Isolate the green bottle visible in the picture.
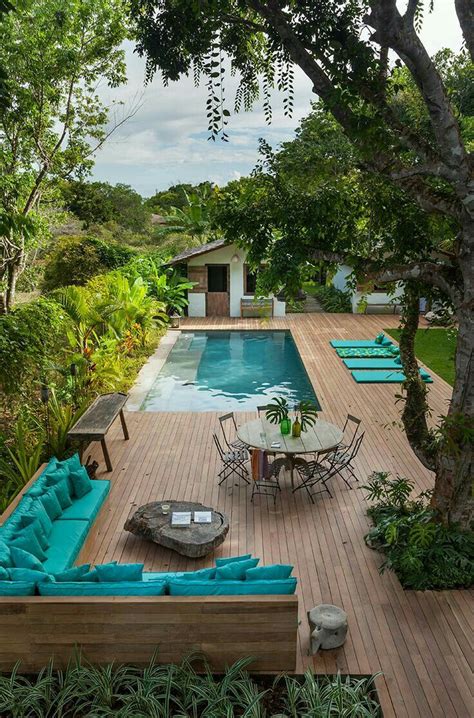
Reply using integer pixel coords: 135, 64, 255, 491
280, 417, 292, 435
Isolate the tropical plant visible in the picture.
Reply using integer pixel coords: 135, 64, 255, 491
313, 284, 352, 313
265, 397, 290, 424
0, 418, 44, 500
157, 187, 215, 243
55, 285, 117, 358
294, 401, 318, 432
151, 270, 195, 315
46, 389, 89, 459
363, 472, 474, 590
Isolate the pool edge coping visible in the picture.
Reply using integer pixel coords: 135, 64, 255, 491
126, 329, 181, 411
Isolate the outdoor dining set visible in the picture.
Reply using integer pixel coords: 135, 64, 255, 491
213, 410, 364, 504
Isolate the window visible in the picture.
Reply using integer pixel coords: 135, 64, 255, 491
244, 264, 260, 295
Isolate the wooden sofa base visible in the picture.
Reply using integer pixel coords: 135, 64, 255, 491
0, 594, 298, 673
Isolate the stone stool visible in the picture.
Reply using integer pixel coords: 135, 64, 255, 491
308, 604, 348, 655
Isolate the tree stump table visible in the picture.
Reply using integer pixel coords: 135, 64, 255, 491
308, 604, 348, 655
124, 500, 229, 558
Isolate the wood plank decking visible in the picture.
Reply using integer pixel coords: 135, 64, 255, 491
81, 313, 473, 718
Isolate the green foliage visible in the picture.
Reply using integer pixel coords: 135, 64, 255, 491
312, 284, 352, 312
42, 235, 135, 291
145, 181, 214, 213
386, 327, 457, 386
364, 472, 474, 590
0, 418, 44, 503
47, 389, 89, 460
157, 185, 217, 243
265, 396, 290, 423
295, 401, 318, 431
62, 181, 152, 233
0, 297, 66, 395
0, 654, 381, 717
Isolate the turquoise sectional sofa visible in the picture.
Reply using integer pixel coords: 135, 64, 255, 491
0, 456, 297, 598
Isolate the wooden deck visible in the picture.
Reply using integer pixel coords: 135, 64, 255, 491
81, 313, 473, 718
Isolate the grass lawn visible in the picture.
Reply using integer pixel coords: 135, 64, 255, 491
385, 327, 457, 386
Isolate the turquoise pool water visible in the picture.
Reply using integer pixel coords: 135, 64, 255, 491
141, 330, 320, 412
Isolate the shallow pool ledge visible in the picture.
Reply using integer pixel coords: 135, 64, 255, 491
126, 330, 180, 411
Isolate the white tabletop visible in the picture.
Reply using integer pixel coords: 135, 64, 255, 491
237, 417, 343, 456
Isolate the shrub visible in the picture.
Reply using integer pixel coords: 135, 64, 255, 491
42, 235, 135, 290
313, 284, 352, 312
364, 472, 474, 590
0, 298, 66, 395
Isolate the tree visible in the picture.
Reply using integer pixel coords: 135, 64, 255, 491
62, 181, 151, 233
156, 186, 216, 244
130, 1, 473, 528
145, 181, 214, 213
0, 0, 131, 313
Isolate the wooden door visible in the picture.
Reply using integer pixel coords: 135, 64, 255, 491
206, 264, 230, 316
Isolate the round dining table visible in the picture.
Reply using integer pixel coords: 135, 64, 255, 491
237, 417, 344, 488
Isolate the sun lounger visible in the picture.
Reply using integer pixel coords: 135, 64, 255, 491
351, 370, 433, 383
336, 347, 398, 358
343, 359, 404, 369
330, 339, 393, 348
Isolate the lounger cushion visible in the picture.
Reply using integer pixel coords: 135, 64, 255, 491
343, 359, 403, 369
69, 467, 93, 499
215, 554, 252, 567
54, 564, 91, 582
96, 563, 143, 582
59, 480, 109, 523
331, 340, 392, 348
169, 578, 297, 596
38, 580, 167, 596
245, 564, 293, 580
10, 547, 46, 571
215, 558, 259, 580
336, 347, 397, 358
0, 581, 35, 596
42, 520, 90, 574
351, 370, 433, 383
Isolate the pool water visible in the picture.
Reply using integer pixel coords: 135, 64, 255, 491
141, 330, 320, 412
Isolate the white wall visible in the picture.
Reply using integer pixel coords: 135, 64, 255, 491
187, 243, 286, 317
332, 264, 403, 314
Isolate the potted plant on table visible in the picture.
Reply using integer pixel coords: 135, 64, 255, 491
292, 401, 318, 437
265, 397, 292, 435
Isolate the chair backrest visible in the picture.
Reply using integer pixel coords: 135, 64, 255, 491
347, 431, 364, 462
213, 432, 226, 460
257, 405, 270, 417
342, 414, 362, 449
218, 413, 237, 447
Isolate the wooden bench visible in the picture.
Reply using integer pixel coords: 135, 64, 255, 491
67, 392, 129, 472
240, 297, 274, 318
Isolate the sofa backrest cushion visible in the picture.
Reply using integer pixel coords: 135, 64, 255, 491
245, 565, 293, 581
183, 568, 216, 580
215, 554, 252, 567
51, 481, 73, 511
0, 566, 9, 580
39, 490, 63, 521
9, 526, 48, 562
169, 578, 297, 596
0, 540, 11, 568
39, 580, 167, 596
95, 563, 143, 582
8, 568, 52, 584
10, 546, 46, 571
18, 504, 53, 538
215, 558, 259, 581
54, 564, 92, 582
69, 467, 93, 499
0, 581, 36, 596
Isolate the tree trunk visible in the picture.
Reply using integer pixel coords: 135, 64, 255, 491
5, 259, 19, 312
399, 282, 436, 471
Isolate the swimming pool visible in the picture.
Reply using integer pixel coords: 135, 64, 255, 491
141, 330, 320, 412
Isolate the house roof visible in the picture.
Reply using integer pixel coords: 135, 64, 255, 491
166, 239, 228, 265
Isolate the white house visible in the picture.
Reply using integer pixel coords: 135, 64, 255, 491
167, 240, 286, 318
332, 264, 404, 314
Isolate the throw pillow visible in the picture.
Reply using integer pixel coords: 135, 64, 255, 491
53, 481, 73, 510
19, 504, 53, 538
0, 566, 9, 580
10, 546, 46, 572
9, 526, 47, 562
81, 569, 99, 581
54, 564, 91, 582
8, 568, 52, 583
15, 519, 49, 552
58, 453, 82, 474
44, 465, 69, 488
0, 540, 12, 568
40, 489, 63, 521
374, 332, 385, 345
185, 567, 217, 580
95, 563, 144, 582
394, 356, 402, 365
215, 558, 259, 580
69, 467, 93, 499
215, 554, 252, 567
245, 564, 293, 580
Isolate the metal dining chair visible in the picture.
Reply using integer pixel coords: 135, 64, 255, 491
256, 405, 270, 417
218, 412, 248, 451
251, 458, 282, 504
213, 433, 250, 486
338, 414, 362, 452
327, 431, 365, 488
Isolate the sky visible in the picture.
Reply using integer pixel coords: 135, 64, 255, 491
91, 1, 463, 198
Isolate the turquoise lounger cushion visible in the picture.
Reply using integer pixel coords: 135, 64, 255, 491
351, 370, 433, 384
330, 340, 392, 348
169, 578, 297, 596
10, 546, 45, 571
0, 581, 35, 596
215, 554, 252, 567
343, 359, 404, 369
9, 526, 47, 562
59, 480, 110, 523
96, 563, 143, 582
0, 540, 12, 568
69, 467, 93, 499
42, 519, 90, 574
8, 568, 52, 583
336, 347, 398, 358
39, 580, 167, 596
54, 564, 91, 582
215, 558, 259, 580
245, 564, 293, 580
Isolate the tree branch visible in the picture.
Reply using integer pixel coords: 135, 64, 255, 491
455, 0, 474, 62
366, 260, 461, 305
404, 0, 420, 26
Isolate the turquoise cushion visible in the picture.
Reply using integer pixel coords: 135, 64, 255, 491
96, 563, 143, 582
375, 332, 385, 345
169, 578, 297, 596
42, 520, 89, 574
0, 581, 35, 596
215, 558, 259, 580
18, 504, 53, 538
60, 480, 110, 522
8, 568, 52, 583
185, 568, 216, 580
15, 519, 49, 552
381, 336, 392, 346
58, 453, 82, 474
39, 580, 167, 596
9, 526, 47, 562
40, 490, 63, 521
246, 565, 293, 580
394, 356, 402, 365
69, 467, 93, 499
0, 566, 9, 580
24, 457, 58, 498
10, 546, 45, 571
81, 569, 99, 581
54, 565, 91, 582
0, 540, 11, 568
215, 554, 252, 567
142, 571, 186, 582
44, 466, 70, 491
52, 481, 73, 510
